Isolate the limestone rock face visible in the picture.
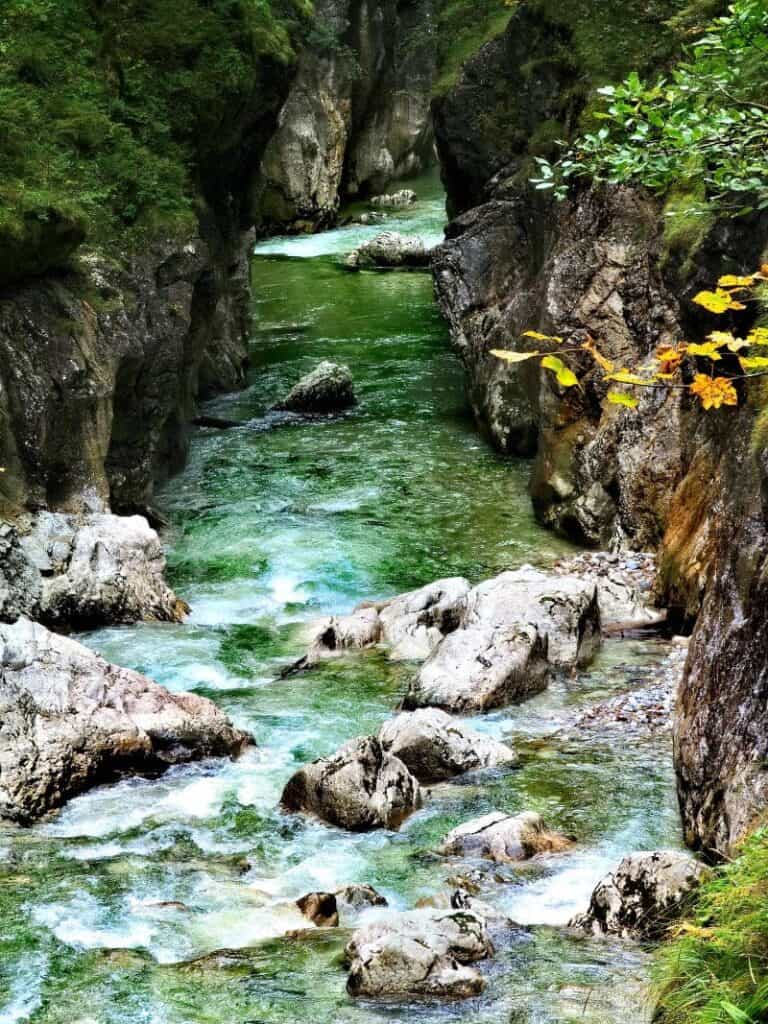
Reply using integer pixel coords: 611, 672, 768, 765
569, 850, 708, 939
378, 709, 516, 782
404, 622, 549, 713
280, 735, 422, 831
273, 361, 356, 414
21, 512, 186, 628
344, 232, 430, 270
440, 811, 570, 862
0, 524, 41, 623
345, 909, 491, 999
0, 619, 252, 824
256, 0, 435, 233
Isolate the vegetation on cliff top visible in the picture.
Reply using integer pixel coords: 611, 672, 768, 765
532, 0, 768, 213
0, 0, 310, 283
653, 828, 768, 1024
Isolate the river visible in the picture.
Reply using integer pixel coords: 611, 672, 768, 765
0, 173, 681, 1024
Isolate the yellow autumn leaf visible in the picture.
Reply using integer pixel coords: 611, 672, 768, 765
490, 348, 541, 363
541, 354, 580, 388
654, 344, 685, 374
686, 341, 723, 360
607, 391, 639, 409
581, 337, 614, 372
522, 330, 563, 344
692, 289, 746, 314
690, 374, 738, 410
747, 327, 768, 346
717, 274, 756, 288
739, 355, 768, 371
708, 330, 748, 352
605, 369, 655, 386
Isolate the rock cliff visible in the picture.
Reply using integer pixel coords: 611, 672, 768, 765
431, 0, 768, 856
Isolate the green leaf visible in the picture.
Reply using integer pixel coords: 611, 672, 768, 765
541, 355, 579, 388
607, 391, 640, 409
721, 1002, 753, 1023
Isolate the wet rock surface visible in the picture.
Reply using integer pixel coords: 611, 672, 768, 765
0, 618, 252, 824
280, 735, 422, 831
378, 708, 517, 782
570, 850, 708, 939
344, 232, 431, 271
369, 189, 417, 209
345, 908, 492, 999
273, 361, 356, 414
440, 811, 571, 862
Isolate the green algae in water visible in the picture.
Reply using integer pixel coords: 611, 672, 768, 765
1, 177, 678, 1024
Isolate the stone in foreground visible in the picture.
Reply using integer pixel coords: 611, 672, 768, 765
280, 736, 421, 831
569, 850, 708, 940
345, 909, 491, 999
440, 811, 571, 862
378, 708, 516, 782
273, 361, 355, 414
0, 619, 252, 823
344, 232, 430, 270
404, 622, 549, 713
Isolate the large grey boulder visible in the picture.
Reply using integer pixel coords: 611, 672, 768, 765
404, 622, 549, 713
280, 735, 422, 831
378, 709, 516, 782
21, 512, 187, 628
0, 619, 252, 823
460, 567, 601, 667
345, 909, 491, 999
440, 811, 571, 862
0, 523, 41, 622
273, 361, 356, 414
344, 232, 430, 270
369, 189, 417, 209
569, 850, 709, 940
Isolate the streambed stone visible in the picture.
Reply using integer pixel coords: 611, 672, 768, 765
273, 361, 355, 414
440, 811, 571, 862
345, 908, 491, 999
344, 231, 430, 270
369, 189, 417, 208
0, 618, 252, 823
378, 708, 516, 782
280, 735, 422, 831
569, 850, 708, 939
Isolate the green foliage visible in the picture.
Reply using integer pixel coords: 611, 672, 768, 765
653, 828, 768, 1024
0, 0, 310, 278
433, 0, 513, 95
532, 0, 768, 213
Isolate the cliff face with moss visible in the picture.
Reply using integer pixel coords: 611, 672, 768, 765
0, 0, 439, 522
431, 0, 768, 857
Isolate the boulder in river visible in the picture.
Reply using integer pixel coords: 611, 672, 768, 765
336, 883, 388, 911
280, 735, 422, 831
296, 891, 339, 927
344, 232, 430, 270
273, 361, 356, 414
569, 850, 709, 940
345, 908, 491, 999
404, 621, 549, 713
21, 512, 188, 628
369, 189, 417, 208
440, 811, 571, 862
378, 708, 517, 782
0, 618, 252, 823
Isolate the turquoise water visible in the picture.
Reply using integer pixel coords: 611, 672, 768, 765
0, 173, 680, 1024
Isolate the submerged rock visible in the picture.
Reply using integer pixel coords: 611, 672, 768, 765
0, 618, 252, 823
569, 850, 708, 940
21, 512, 187, 628
440, 811, 571, 862
280, 735, 422, 831
344, 232, 430, 270
404, 621, 549, 713
336, 883, 388, 911
378, 708, 516, 782
369, 189, 417, 209
345, 908, 491, 999
273, 361, 356, 414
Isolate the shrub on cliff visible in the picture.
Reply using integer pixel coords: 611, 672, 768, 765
0, 0, 310, 282
653, 828, 768, 1024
